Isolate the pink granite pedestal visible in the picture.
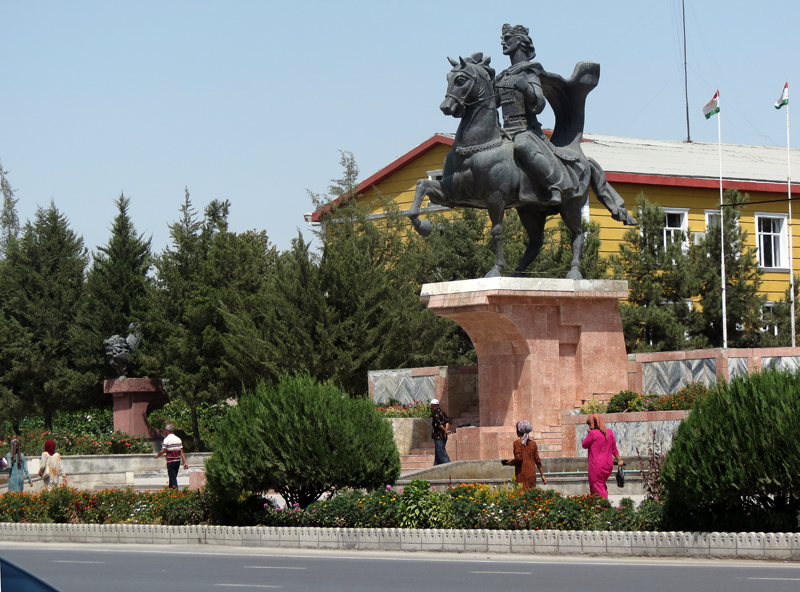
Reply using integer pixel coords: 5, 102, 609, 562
104, 378, 169, 440
420, 278, 629, 459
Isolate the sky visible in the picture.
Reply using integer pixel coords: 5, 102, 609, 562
1, 1, 799, 257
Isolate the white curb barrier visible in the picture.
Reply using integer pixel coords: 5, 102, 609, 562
1, 523, 799, 558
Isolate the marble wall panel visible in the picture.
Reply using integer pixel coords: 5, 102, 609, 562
370, 369, 436, 405
762, 356, 800, 373
575, 419, 683, 457
641, 359, 716, 394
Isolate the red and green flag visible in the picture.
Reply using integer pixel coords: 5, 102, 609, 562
703, 91, 720, 119
775, 82, 789, 109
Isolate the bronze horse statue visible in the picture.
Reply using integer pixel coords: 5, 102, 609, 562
407, 53, 635, 279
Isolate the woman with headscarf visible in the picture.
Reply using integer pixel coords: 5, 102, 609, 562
582, 413, 624, 499
501, 420, 547, 490
6, 436, 32, 493
39, 439, 66, 490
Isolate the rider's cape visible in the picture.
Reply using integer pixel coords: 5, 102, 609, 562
532, 61, 600, 154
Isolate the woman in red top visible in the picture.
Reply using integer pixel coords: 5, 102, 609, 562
582, 414, 624, 499
502, 420, 547, 490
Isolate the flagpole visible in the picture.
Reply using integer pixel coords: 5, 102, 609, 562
718, 94, 728, 349
787, 94, 795, 347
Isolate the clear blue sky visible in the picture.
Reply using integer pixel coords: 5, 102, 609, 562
1, 1, 798, 256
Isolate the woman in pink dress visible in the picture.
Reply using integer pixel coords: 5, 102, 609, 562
581, 414, 624, 498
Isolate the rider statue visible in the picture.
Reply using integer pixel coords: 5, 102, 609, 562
496, 24, 636, 224
496, 23, 569, 206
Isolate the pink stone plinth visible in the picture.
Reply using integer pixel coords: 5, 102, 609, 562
421, 278, 629, 457
104, 378, 169, 439
189, 471, 206, 491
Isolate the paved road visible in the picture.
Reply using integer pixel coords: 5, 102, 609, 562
1, 542, 800, 592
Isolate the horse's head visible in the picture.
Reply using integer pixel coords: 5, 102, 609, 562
440, 52, 495, 118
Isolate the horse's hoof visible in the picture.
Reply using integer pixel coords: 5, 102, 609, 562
484, 268, 502, 278
566, 269, 583, 280
410, 218, 432, 237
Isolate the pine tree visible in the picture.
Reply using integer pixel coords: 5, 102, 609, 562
0, 203, 90, 426
76, 194, 153, 386
141, 190, 275, 447
0, 159, 19, 258
610, 195, 697, 352
688, 189, 766, 348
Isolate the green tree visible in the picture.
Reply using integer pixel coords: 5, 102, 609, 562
0, 203, 90, 426
610, 195, 697, 352
141, 190, 275, 447
204, 374, 400, 508
661, 368, 800, 532
75, 194, 153, 386
0, 159, 19, 258
688, 189, 766, 348
760, 278, 798, 346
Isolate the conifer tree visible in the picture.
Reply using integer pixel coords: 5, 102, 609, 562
76, 194, 152, 386
141, 191, 275, 447
688, 189, 766, 348
610, 195, 697, 352
0, 203, 90, 426
0, 159, 19, 258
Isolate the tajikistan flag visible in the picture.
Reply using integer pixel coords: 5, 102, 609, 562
703, 91, 720, 119
775, 82, 789, 109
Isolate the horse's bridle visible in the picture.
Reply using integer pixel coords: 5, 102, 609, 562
445, 70, 502, 109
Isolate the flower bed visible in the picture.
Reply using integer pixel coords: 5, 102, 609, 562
374, 400, 431, 418
261, 481, 663, 531
0, 481, 664, 531
0, 429, 152, 457
0, 487, 207, 525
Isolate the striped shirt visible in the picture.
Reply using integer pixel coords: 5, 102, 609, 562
161, 433, 183, 464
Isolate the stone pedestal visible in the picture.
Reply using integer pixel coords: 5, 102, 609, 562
421, 278, 629, 459
104, 378, 169, 440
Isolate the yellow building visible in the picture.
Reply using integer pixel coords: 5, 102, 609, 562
310, 133, 800, 304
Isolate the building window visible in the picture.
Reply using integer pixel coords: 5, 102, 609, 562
756, 213, 788, 269
660, 208, 689, 251
761, 301, 779, 337
705, 210, 721, 230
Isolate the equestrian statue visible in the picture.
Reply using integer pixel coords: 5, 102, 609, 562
407, 24, 636, 279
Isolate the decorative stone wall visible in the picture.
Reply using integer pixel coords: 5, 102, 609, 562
627, 347, 800, 394
563, 411, 689, 457
370, 369, 437, 405
369, 366, 479, 422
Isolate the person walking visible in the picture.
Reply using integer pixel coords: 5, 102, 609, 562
501, 420, 547, 490
6, 437, 33, 492
430, 399, 451, 465
581, 413, 624, 499
154, 424, 188, 489
39, 439, 67, 490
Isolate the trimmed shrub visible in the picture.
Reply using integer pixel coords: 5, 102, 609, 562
375, 400, 431, 418
399, 480, 454, 529
661, 368, 800, 532
606, 390, 639, 413
655, 381, 707, 411
580, 399, 607, 415
632, 392, 661, 412
204, 374, 401, 509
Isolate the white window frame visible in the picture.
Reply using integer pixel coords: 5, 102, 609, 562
755, 212, 789, 270
705, 209, 721, 231
761, 301, 780, 337
661, 208, 689, 252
